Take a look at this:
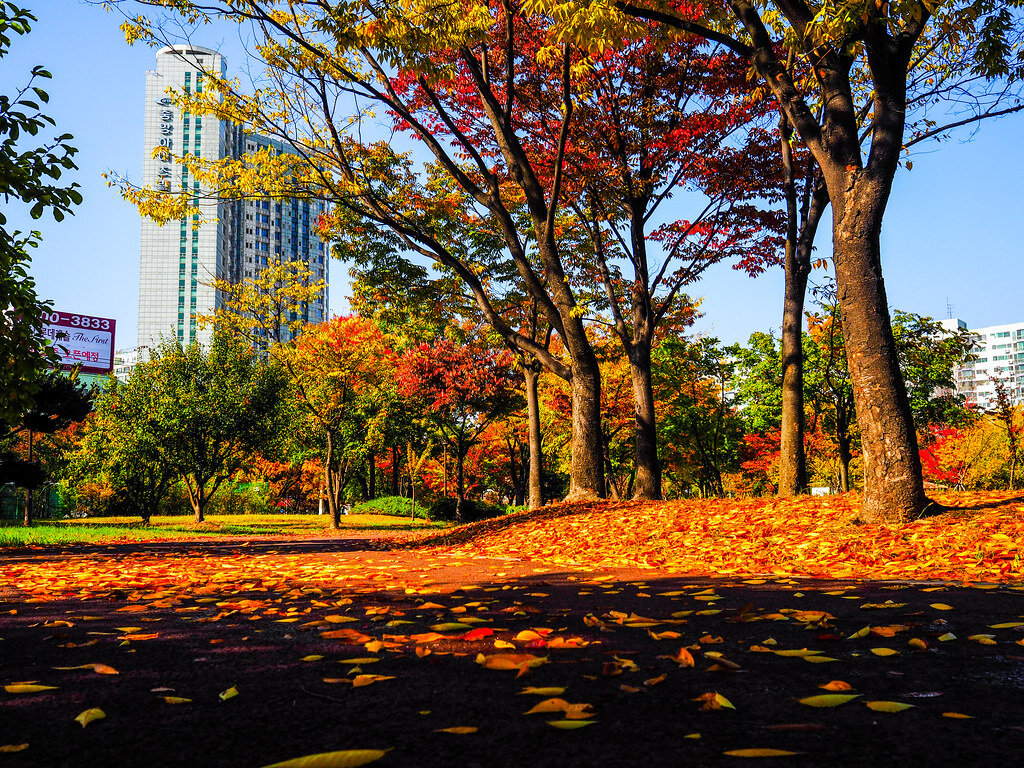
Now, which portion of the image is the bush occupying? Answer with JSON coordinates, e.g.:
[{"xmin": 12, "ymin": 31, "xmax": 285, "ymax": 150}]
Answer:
[
  {"xmin": 428, "ymin": 497, "xmax": 507, "ymax": 523},
  {"xmin": 349, "ymin": 496, "xmax": 421, "ymax": 517}
]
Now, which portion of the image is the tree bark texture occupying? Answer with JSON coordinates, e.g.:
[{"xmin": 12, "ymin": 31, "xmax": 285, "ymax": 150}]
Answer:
[
  {"xmin": 831, "ymin": 174, "xmax": 925, "ymax": 522},
  {"xmin": 565, "ymin": 360, "xmax": 605, "ymax": 501},
  {"xmin": 524, "ymin": 364, "xmax": 544, "ymax": 510},
  {"xmin": 628, "ymin": 342, "xmax": 662, "ymax": 500}
]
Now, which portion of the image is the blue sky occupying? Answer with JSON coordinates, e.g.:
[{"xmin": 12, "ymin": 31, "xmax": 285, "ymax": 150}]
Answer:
[{"xmin": 4, "ymin": 1, "xmax": 1023, "ymax": 350}]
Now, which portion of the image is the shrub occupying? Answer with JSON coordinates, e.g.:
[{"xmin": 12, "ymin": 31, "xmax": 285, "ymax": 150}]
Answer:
[{"xmin": 349, "ymin": 496, "xmax": 420, "ymax": 517}]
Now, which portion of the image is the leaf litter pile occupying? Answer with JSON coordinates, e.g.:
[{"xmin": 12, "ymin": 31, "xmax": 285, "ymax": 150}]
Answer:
[
  {"xmin": 415, "ymin": 490, "xmax": 1024, "ymax": 583},
  {"xmin": 1, "ymin": 491, "xmax": 1023, "ymax": 767}
]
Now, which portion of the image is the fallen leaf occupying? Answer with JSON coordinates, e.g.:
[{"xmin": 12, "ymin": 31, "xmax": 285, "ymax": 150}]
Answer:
[
  {"xmin": 162, "ymin": 697, "xmax": 192, "ymax": 704},
  {"xmin": 4, "ymin": 684, "xmax": 57, "ymax": 694},
  {"xmin": 518, "ymin": 687, "xmax": 566, "ymax": 696},
  {"xmin": 259, "ymin": 749, "xmax": 389, "ymax": 768},
  {"xmin": 819, "ymin": 681, "xmax": 853, "ymax": 691},
  {"xmin": 870, "ymin": 648, "xmax": 899, "ymax": 656},
  {"xmin": 219, "ymin": 686, "xmax": 239, "ymax": 701},
  {"xmin": 430, "ymin": 622, "xmax": 472, "ymax": 632},
  {"xmin": 723, "ymin": 748, "xmax": 801, "ymax": 757},
  {"xmin": 942, "ymin": 712, "xmax": 973, "ymax": 719},
  {"xmin": 693, "ymin": 692, "xmax": 735, "ymax": 710},
  {"xmin": 546, "ymin": 720, "xmax": 595, "ymax": 729},
  {"xmin": 865, "ymin": 701, "xmax": 914, "ymax": 712},
  {"xmin": 798, "ymin": 694, "xmax": 859, "ymax": 708},
  {"xmin": 435, "ymin": 727, "xmax": 477, "ymax": 734},
  {"xmin": 302, "ymin": 655, "xmax": 325, "ymax": 662},
  {"xmin": 990, "ymin": 622, "xmax": 1024, "ymax": 629},
  {"xmin": 0, "ymin": 745, "xmax": 28, "ymax": 753},
  {"xmin": 74, "ymin": 708, "xmax": 105, "ymax": 728},
  {"xmin": 930, "ymin": 603, "xmax": 954, "ymax": 611}
]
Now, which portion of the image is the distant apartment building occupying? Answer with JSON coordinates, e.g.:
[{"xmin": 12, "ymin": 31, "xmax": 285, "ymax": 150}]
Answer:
[
  {"xmin": 941, "ymin": 318, "xmax": 1024, "ymax": 409},
  {"xmin": 138, "ymin": 45, "xmax": 327, "ymax": 350}
]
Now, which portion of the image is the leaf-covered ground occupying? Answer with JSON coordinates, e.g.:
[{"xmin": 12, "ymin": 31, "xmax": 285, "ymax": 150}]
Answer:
[
  {"xmin": 1, "ymin": 493, "xmax": 1023, "ymax": 766},
  {"xmin": 414, "ymin": 491, "xmax": 1024, "ymax": 583}
]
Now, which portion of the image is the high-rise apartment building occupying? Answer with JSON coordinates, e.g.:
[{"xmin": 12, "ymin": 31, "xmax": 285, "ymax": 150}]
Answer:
[
  {"xmin": 941, "ymin": 318, "xmax": 1024, "ymax": 409},
  {"xmin": 138, "ymin": 45, "xmax": 327, "ymax": 349}
]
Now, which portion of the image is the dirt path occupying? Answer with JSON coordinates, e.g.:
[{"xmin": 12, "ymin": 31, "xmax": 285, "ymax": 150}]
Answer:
[{"xmin": 1, "ymin": 535, "xmax": 1023, "ymax": 767}]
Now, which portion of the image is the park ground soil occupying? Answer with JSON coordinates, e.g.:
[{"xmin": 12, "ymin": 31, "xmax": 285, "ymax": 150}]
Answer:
[{"xmin": 1, "ymin": 534, "xmax": 1023, "ymax": 767}]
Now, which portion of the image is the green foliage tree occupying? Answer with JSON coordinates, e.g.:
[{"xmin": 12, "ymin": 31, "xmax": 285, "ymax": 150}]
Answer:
[
  {"xmin": 89, "ymin": 336, "xmax": 286, "ymax": 523},
  {"xmin": 654, "ymin": 336, "xmax": 743, "ymax": 497},
  {"xmin": 0, "ymin": 4, "xmax": 82, "ymax": 426}
]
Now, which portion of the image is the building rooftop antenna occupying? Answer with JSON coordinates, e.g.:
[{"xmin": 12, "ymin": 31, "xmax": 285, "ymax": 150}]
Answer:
[{"xmin": 946, "ymin": 298, "xmax": 955, "ymax": 319}]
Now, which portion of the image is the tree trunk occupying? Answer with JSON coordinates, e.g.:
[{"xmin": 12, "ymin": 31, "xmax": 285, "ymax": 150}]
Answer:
[
  {"xmin": 565, "ymin": 357, "xmax": 605, "ymax": 501},
  {"xmin": 779, "ymin": 251, "xmax": 810, "ymax": 497},
  {"xmin": 524, "ymin": 364, "xmax": 543, "ymax": 510},
  {"xmin": 325, "ymin": 434, "xmax": 341, "ymax": 530},
  {"xmin": 22, "ymin": 429, "xmax": 32, "ymax": 527},
  {"xmin": 832, "ymin": 176, "xmax": 925, "ymax": 521},
  {"xmin": 837, "ymin": 436, "xmax": 852, "ymax": 493},
  {"xmin": 367, "ymin": 452, "xmax": 376, "ymax": 500},
  {"xmin": 391, "ymin": 445, "xmax": 400, "ymax": 496},
  {"xmin": 628, "ymin": 340, "xmax": 662, "ymax": 500}
]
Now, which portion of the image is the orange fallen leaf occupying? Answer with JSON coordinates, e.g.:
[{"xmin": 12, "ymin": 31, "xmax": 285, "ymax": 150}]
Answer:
[
  {"xmin": 0, "ymin": 745, "xmax": 28, "ymax": 753},
  {"xmin": 819, "ymin": 681, "xmax": 853, "ymax": 691},
  {"xmin": 723, "ymin": 748, "xmax": 800, "ymax": 757},
  {"xmin": 352, "ymin": 675, "xmax": 395, "ymax": 688},
  {"xmin": 435, "ymin": 727, "xmax": 478, "ymax": 734}
]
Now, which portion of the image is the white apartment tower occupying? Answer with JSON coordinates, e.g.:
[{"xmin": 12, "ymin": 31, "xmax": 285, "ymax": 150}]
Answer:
[
  {"xmin": 139, "ymin": 45, "xmax": 327, "ymax": 349},
  {"xmin": 941, "ymin": 318, "xmax": 1024, "ymax": 409}
]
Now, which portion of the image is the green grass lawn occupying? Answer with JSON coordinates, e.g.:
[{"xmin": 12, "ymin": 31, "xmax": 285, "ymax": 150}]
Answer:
[{"xmin": 0, "ymin": 513, "xmax": 447, "ymax": 547}]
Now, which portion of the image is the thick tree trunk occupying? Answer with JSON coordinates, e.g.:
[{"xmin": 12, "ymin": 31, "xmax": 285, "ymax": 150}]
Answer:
[
  {"xmin": 565, "ymin": 358, "xmax": 605, "ymax": 501},
  {"xmin": 779, "ymin": 250, "xmax": 810, "ymax": 497},
  {"xmin": 524, "ymin": 364, "xmax": 543, "ymax": 510},
  {"xmin": 628, "ymin": 341, "xmax": 662, "ymax": 500},
  {"xmin": 832, "ymin": 176, "xmax": 925, "ymax": 522}
]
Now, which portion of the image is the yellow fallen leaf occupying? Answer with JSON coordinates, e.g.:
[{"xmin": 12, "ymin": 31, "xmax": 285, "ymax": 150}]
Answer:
[
  {"xmin": 324, "ymin": 615, "xmax": 356, "ymax": 623},
  {"xmin": 259, "ymin": 749, "xmax": 389, "ymax": 768},
  {"xmin": 723, "ymin": 749, "xmax": 800, "ymax": 757},
  {"xmin": 493, "ymin": 640, "xmax": 515, "ymax": 649},
  {"xmin": 798, "ymin": 694, "xmax": 859, "ymax": 708},
  {"xmin": 219, "ymin": 687, "xmax": 239, "ymax": 701},
  {"xmin": 515, "ymin": 630, "xmax": 543, "ymax": 642},
  {"xmin": 435, "ymin": 727, "xmax": 477, "ymax": 734},
  {"xmin": 930, "ymin": 604, "xmax": 954, "ymax": 611},
  {"xmin": 968, "ymin": 634, "xmax": 996, "ymax": 645},
  {"xmin": 4, "ymin": 684, "xmax": 57, "ymax": 694},
  {"xmin": 352, "ymin": 675, "xmax": 395, "ymax": 688},
  {"xmin": 301, "ymin": 655, "xmax": 324, "ymax": 662},
  {"xmin": 865, "ymin": 701, "xmax": 914, "ymax": 712},
  {"xmin": 363, "ymin": 641, "xmax": 387, "ymax": 653},
  {"xmin": 938, "ymin": 633, "xmax": 956, "ymax": 642},
  {"xmin": 908, "ymin": 638, "xmax": 928, "ymax": 650},
  {"xmin": 773, "ymin": 649, "xmax": 822, "ymax": 658},
  {"xmin": 518, "ymin": 687, "xmax": 566, "ymax": 696},
  {"xmin": 162, "ymin": 697, "xmax": 192, "ymax": 704},
  {"xmin": 53, "ymin": 663, "xmax": 119, "ymax": 675},
  {"xmin": 546, "ymin": 720, "xmax": 595, "ymax": 729},
  {"xmin": 475, "ymin": 653, "xmax": 547, "ymax": 672},
  {"xmin": 803, "ymin": 656, "xmax": 839, "ymax": 663},
  {"xmin": 0, "ymin": 745, "xmax": 28, "ymax": 753},
  {"xmin": 693, "ymin": 692, "xmax": 735, "ymax": 710},
  {"xmin": 340, "ymin": 658, "xmax": 380, "ymax": 665},
  {"xmin": 942, "ymin": 712, "xmax": 973, "ymax": 719},
  {"xmin": 74, "ymin": 708, "xmax": 105, "ymax": 728},
  {"xmin": 684, "ymin": 733, "xmax": 701, "ymax": 739},
  {"xmin": 430, "ymin": 622, "xmax": 472, "ymax": 632},
  {"xmin": 847, "ymin": 627, "xmax": 871, "ymax": 639},
  {"xmin": 990, "ymin": 622, "xmax": 1024, "ymax": 629},
  {"xmin": 870, "ymin": 648, "xmax": 899, "ymax": 656}
]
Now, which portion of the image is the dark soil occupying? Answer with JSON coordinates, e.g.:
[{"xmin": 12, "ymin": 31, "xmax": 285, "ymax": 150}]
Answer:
[{"xmin": 1, "ymin": 535, "xmax": 1023, "ymax": 767}]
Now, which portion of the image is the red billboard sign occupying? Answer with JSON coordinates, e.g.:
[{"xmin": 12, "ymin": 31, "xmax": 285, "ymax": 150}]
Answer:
[{"xmin": 41, "ymin": 311, "xmax": 117, "ymax": 375}]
